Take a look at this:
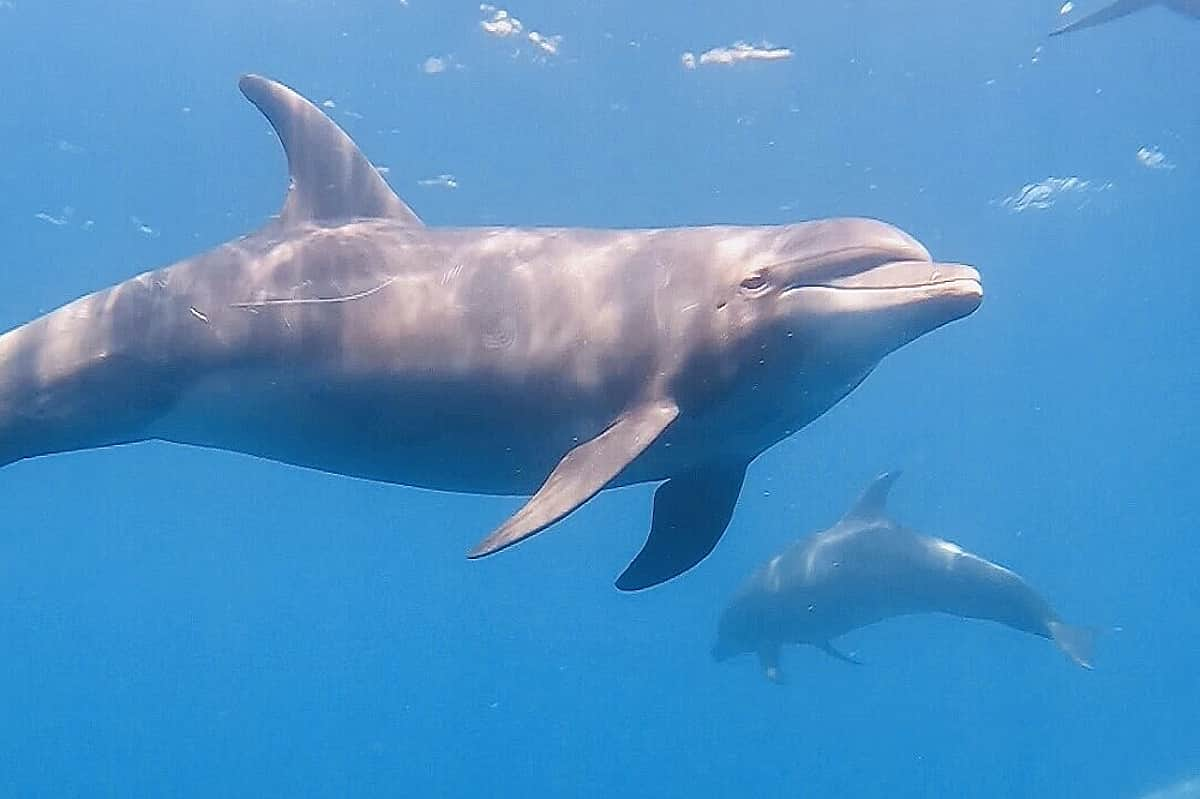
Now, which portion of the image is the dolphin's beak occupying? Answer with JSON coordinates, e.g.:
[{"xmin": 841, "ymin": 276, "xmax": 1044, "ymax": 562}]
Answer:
[
  {"xmin": 821, "ymin": 260, "xmax": 980, "ymax": 294},
  {"xmin": 783, "ymin": 259, "xmax": 983, "ymax": 320},
  {"xmin": 785, "ymin": 259, "xmax": 980, "ymax": 296}
]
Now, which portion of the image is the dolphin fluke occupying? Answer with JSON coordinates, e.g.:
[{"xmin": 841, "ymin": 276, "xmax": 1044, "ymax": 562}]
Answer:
[{"xmin": 1047, "ymin": 621, "xmax": 1098, "ymax": 669}]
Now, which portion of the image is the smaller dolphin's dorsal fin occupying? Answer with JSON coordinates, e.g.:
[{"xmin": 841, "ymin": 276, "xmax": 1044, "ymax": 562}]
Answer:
[
  {"xmin": 238, "ymin": 74, "xmax": 423, "ymax": 228},
  {"xmin": 842, "ymin": 470, "xmax": 902, "ymax": 521}
]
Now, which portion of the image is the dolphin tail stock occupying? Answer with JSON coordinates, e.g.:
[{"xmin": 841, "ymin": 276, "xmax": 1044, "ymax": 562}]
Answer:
[{"xmin": 1047, "ymin": 620, "xmax": 1098, "ymax": 669}]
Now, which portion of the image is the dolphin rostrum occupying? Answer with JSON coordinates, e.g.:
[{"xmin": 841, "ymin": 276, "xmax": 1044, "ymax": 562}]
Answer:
[
  {"xmin": 1049, "ymin": 0, "xmax": 1200, "ymax": 36},
  {"xmin": 0, "ymin": 76, "xmax": 983, "ymax": 589},
  {"xmin": 712, "ymin": 472, "xmax": 1095, "ymax": 682}
]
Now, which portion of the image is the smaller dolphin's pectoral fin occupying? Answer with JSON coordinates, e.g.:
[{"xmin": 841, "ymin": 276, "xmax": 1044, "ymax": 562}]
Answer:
[
  {"xmin": 817, "ymin": 640, "xmax": 864, "ymax": 666},
  {"xmin": 1048, "ymin": 0, "xmax": 1156, "ymax": 36},
  {"xmin": 614, "ymin": 462, "xmax": 748, "ymax": 591},
  {"xmin": 238, "ymin": 74, "xmax": 423, "ymax": 228},
  {"xmin": 758, "ymin": 644, "xmax": 786, "ymax": 685},
  {"xmin": 468, "ymin": 399, "xmax": 680, "ymax": 559},
  {"xmin": 842, "ymin": 469, "xmax": 901, "ymax": 523}
]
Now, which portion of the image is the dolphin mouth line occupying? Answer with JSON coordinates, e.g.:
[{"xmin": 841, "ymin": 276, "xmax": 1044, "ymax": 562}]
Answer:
[
  {"xmin": 779, "ymin": 259, "xmax": 982, "ymax": 297},
  {"xmin": 767, "ymin": 246, "xmax": 932, "ymax": 273},
  {"xmin": 784, "ymin": 277, "xmax": 983, "ymax": 293}
]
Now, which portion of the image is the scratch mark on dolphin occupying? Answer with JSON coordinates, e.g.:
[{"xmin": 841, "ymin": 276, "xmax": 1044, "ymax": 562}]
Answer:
[{"xmin": 229, "ymin": 275, "xmax": 398, "ymax": 310}]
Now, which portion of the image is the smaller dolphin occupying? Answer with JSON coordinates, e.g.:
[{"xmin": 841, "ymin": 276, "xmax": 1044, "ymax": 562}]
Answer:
[
  {"xmin": 1049, "ymin": 0, "xmax": 1200, "ymax": 36},
  {"xmin": 711, "ymin": 471, "xmax": 1095, "ymax": 684}
]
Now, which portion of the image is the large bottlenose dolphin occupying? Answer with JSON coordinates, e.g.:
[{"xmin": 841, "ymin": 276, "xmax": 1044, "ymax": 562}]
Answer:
[
  {"xmin": 712, "ymin": 472, "xmax": 1095, "ymax": 682},
  {"xmin": 0, "ymin": 75, "xmax": 983, "ymax": 589},
  {"xmin": 1049, "ymin": 0, "xmax": 1200, "ymax": 36}
]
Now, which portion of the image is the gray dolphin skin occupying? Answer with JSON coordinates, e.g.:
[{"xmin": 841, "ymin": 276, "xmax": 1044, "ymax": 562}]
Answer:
[
  {"xmin": 1049, "ymin": 0, "xmax": 1200, "ymax": 36},
  {"xmin": 712, "ymin": 472, "xmax": 1095, "ymax": 683},
  {"xmin": 0, "ymin": 75, "xmax": 983, "ymax": 589}
]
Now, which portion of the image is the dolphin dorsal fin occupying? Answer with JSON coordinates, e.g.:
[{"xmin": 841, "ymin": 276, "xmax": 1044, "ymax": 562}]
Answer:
[
  {"xmin": 842, "ymin": 470, "xmax": 902, "ymax": 521},
  {"xmin": 238, "ymin": 74, "xmax": 423, "ymax": 228}
]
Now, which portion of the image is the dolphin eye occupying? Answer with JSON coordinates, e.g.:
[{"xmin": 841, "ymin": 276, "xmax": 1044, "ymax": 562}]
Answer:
[{"xmin": 740, "ymin": 270, "xmax": 769, "ymax": 293}]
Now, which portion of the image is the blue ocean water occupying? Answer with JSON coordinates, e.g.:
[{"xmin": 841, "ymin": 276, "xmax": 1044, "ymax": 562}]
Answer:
[{"xmin": 0, "ymin": 0, "xmax": 1196, "ymax": 795}]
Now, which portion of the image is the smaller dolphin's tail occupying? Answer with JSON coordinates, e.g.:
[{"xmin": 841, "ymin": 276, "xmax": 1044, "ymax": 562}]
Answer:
[{"xmin": 1047, "ymin": 620, "xmax": 1097, "ymax": 669}]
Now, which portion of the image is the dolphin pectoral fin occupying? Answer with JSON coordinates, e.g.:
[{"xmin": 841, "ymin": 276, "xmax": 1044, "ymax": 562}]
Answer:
[
  {"xmin": 1047, "ymin": 621, "xmax": 1098, "ymax": 670},
  {"xmin": 1048, "ymin": 0, "xmax": 1156, "ymax": 35},
  {"xmin": 238, "ymin": 74, "xmax": 424, "ymax": 227},
  {"xmin": 614, "ymin": 462, "xmax": 748, "ymax": 591},
  {"xmin": 467, "ymin": 399, "xmax": 680, "ymax": 559},
  {"xmin": 758, "ymin": 644, "xmax": 786, "ymax": 685},
  {"xmin": 817, "ymin": 641, "xmax": 864, "ymax": 666}
]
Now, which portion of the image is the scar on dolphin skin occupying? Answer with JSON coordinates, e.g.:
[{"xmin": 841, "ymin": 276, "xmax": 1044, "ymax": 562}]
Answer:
[{"xmin": 229, "ymin": 275, "xmax": 399, "ymax": 310}]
